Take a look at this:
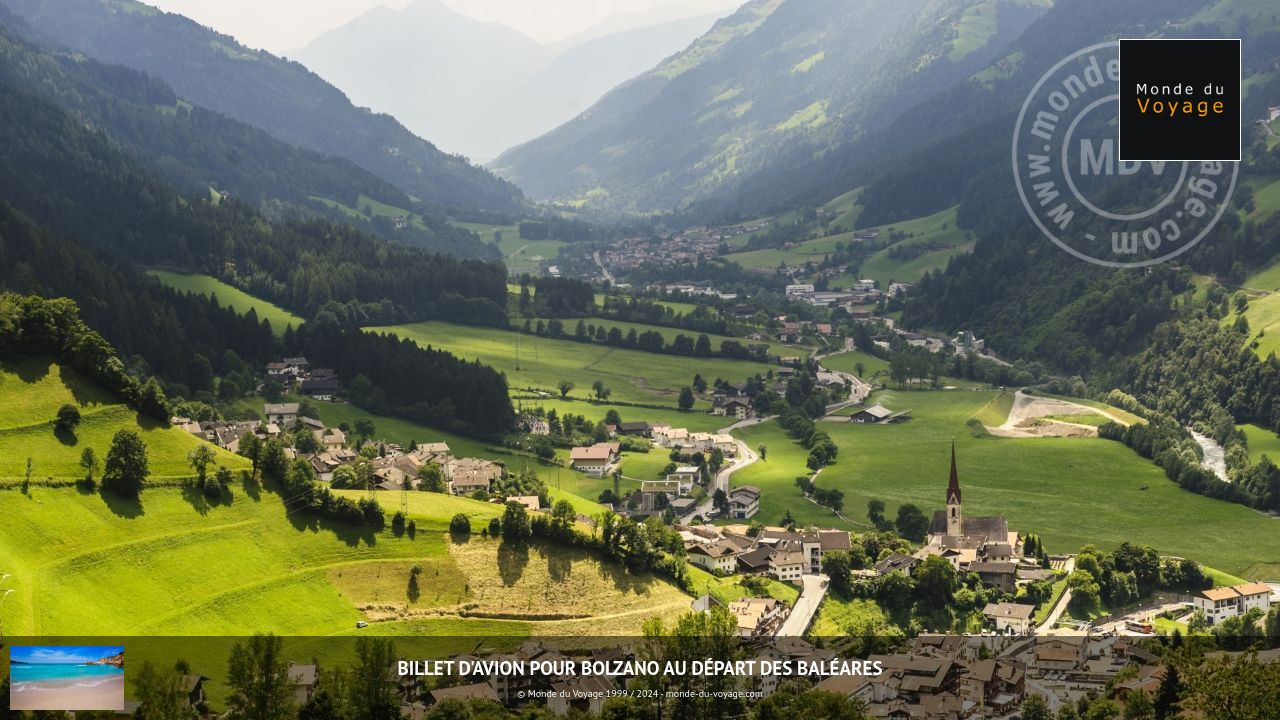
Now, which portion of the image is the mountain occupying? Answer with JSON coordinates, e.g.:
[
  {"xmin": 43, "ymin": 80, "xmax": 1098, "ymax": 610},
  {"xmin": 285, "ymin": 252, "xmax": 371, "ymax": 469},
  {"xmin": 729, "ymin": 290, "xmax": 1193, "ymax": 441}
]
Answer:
[
  {"xmin": 473, "ymin": 14, "xmax": 728, "ymax": 158},
  {"xmin": 492, "ymin": 0, "xmax": 1051, "ymax": 214},
  {"xmin": 296, "ymin": 0, "xmax": 732, "ymax": 161},
  {"xmin": 0, "ymin": 15, "xmax": 492, "ymax": 259},
  {"xmin": 295, "ymin": 0, "xmax": 550, "ymax": 161},
  {"xmin": 0, "ymin": 0, "xmax": 524, "ymax": 213}
]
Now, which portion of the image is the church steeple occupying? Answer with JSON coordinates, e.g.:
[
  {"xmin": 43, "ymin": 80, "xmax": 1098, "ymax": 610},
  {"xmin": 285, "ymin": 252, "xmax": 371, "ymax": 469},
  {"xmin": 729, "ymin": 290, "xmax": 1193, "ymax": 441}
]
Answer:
[
  {"xmin": 946, "ymin": 442, "xmax": 962, "ymax": 537},
  {"xmin": 946, "ymin": 441, "xmax": 961, "ymax": 505}
]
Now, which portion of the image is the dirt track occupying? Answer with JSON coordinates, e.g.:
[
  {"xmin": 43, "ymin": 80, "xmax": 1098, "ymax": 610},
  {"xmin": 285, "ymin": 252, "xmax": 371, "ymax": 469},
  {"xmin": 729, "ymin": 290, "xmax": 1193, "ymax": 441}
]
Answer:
[{"xmin": 986, "ymin": 390, "xmax": 1119, "ymax": 438}]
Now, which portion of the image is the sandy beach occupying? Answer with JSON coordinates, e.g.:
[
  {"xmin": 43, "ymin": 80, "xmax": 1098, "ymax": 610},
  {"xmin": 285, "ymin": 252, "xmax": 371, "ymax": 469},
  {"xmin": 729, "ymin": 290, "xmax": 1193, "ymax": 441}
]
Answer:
[{"xmin": 10, "ymin": 670, "xmax": 126, "ymax": 711}]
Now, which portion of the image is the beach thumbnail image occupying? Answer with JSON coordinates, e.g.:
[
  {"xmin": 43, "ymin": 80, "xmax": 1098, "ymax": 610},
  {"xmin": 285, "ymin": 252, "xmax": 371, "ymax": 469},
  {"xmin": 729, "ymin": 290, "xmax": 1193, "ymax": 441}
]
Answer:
[{"xmin": 9, "ymin": 645, "xmax": 125, "ymax": 711}]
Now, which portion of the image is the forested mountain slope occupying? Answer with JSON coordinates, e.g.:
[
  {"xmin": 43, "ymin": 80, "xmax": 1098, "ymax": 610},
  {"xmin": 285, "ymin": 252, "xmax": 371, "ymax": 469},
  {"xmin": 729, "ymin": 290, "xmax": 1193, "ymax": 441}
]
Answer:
[
  {"xmin": 0, "ymin": 18, "xmax": 492, "ymax": 259},
  {"xmin": 1, "ymin": 0, "xmax": 525, "ymax": 214},
  {"xmin": 494, "ymin": 0, "xmax": 1050, "ymax": 213}
]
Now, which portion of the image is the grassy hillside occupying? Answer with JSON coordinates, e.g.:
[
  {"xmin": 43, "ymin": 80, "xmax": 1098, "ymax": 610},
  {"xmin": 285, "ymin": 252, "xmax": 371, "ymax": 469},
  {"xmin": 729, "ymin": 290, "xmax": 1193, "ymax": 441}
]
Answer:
[
  {"xmin": 148, "ymin": 270, "xmax": 304, "ymax": 336},
  {"xmin": 0, "ymin": 358, "xmax": 246, "ymax": 482},
  {"xmin": 452, "ymin": 220, "xmax": 566, "ymax": 276},
  {"xmin": 723, "ymin": 206, "xmax": 972, "ymax": 288},
  {"xmin": 0, "ymin": 483, "xmax": 688, "ymax": 638},
  {"xmin": 855, "ymin": 207, "xmax": 972, "ymax": 287},
  {"xmin": 366, "ymin": 321, "xmax": 774, "ymax": 409}
]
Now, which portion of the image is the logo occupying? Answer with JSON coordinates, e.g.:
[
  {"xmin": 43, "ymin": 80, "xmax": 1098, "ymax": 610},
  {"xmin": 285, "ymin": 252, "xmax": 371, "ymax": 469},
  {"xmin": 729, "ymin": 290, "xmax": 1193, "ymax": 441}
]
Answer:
[{"xmin": 1012, "ymin": 42, "xmax": 1238, "ymax": 268}]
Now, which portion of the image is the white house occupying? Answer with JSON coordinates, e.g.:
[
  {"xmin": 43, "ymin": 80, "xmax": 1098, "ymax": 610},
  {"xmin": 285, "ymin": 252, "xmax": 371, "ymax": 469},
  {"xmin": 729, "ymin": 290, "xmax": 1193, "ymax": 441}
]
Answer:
[
  {"xmin": 264, "ymin": 403, "xmax": 299, "ymax": 428},
  {"xmin": 1193, "ymin": 582, "xmax": 1274, "ymax": 625},
  {"xmin": 982, "ymin": 602, "xmax": 1034, "ymax": 635},
  {"xmin": 687, "ymin": 539, "xmax": 740, "ymax": 574},
  {"xmin": 569, "ymin": 443, "xmax": 618, "ymax": 477}
]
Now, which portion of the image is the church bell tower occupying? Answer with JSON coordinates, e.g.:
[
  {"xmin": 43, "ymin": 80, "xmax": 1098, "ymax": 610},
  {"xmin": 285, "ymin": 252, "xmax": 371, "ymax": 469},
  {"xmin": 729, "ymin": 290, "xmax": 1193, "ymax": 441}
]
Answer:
[{"xmin": 946, "ymin": 442, "xmax": 962, "ymax": 537}]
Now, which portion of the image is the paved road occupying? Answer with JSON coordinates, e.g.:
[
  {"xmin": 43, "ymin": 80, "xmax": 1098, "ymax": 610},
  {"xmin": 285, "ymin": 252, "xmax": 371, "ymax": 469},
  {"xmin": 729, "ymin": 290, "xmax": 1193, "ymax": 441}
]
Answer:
[
  {"xmin": 812, "ymin": 349, "xmax": 874, "ymax": 413},
  {"xmin": 687, "ymin": 420, "xmax": 766, "ymax": 520},
  {"xmin": 777, "ymin": 574, "xmax": 829, "ymax": 637},
  {"xmin": 1034, "ymin": 556, "xmax": 1076, "ymax": 634}
]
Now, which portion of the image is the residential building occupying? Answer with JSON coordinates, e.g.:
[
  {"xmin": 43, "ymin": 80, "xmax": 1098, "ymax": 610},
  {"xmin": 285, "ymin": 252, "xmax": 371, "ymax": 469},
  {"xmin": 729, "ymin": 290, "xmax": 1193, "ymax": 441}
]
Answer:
[
  {"xmin": 769, "ymin": 547, "xmax": 807, "ymax": 583},
  {"xmin": 727, "ymin": 597, "xmax": 787, "ymax": 637},
  {"xmin": 1193, "ymin": 582, "xmax": 1274, "ymax": 625},
  {"xmin": 687, "ymin": 539, "xmax": 741, "ymax": 574},
  {"xmin": 569, "ymin": 443, "xmax": 617, "ymax": 476},
  {"xmin": 983, "ymin": 602, "xmax": 1034, "ymax": 634},
  {"xmin": 451, "ymin": 458, "xmax": 502, "ymax": 495},
  {"xmin": 264, "ymin": 403, "xmax": 299, "ymax": 428},
  {"xmin": 727, "ymin": 485, "xmax": 761, "ymax": 519}
]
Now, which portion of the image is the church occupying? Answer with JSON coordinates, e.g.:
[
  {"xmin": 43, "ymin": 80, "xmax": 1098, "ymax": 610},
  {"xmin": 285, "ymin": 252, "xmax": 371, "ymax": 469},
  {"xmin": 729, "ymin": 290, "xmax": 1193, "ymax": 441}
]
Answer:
[{"xmin": 920, "ymin": 444, "xmax": 1023, "ymax": 572}]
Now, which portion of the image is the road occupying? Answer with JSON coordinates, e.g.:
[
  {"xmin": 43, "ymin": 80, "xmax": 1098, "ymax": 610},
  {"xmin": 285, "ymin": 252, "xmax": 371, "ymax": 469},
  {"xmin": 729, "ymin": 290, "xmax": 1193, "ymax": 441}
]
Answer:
[
  {"xmin": 1034, "ymin": 556, "xmax": 1076, "ymax": 634},
  {"xmin": 592, "ymin": 251, "xmax": 614, "ymax": 284},
  {"xmin": 687, "ymin": 418, "xmax": 766, "ymax": 521},
  {"xmin": 812, "ymin": 348, "xmax": 874, "ymax": 413},
  {"xmin": 777, "ymin": 574, "xmax": 829, "ymax": 636}
]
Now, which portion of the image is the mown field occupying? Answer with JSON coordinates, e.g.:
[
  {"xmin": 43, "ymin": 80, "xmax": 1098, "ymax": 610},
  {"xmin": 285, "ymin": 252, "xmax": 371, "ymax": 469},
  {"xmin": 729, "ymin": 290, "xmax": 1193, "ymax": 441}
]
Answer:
[
  {"xmin": 0, "ymin": 359, "xmax": 247, "ymax": 482},
  {"xmin": 1239, "ymin": 422, "xmax": 1280, "ymax": 465},
  {"xmin": 453, "ymin": 220, "xmax": 566, "ymax": 275},
  {"xmin": 366, "ymin": 321, "xmax": 774, "ymax": 409},
  {"xmin": 824, "ymin": 391, "xmax": 1280, "ymax": 578},
  {"xmin": 727, "ymin": 389, "xmax": 1280, "ymax": 578},
  {"xmin": 531, "ymin": 316, "xmax": 806, "ymax": 360},
  {"xmin": 148, "ymin": 270, "xmax": 305, "ymax": 335},
  {"xmin": 819, "ymin": 349, "xmax": 890, "ymax": 382}
]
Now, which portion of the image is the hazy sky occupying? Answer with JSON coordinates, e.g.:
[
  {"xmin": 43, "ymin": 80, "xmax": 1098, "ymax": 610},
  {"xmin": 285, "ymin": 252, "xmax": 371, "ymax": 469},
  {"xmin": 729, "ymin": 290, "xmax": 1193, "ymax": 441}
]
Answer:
[{"xmin": 144, "ymin": 0, "xmax": 741, "ymax": 52}]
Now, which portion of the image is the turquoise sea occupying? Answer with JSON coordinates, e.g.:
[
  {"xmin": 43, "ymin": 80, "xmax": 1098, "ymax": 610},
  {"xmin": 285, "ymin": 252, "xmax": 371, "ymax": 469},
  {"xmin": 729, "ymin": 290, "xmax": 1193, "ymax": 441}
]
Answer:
[{"xmin": 11, "ymin": 663, "xmax": 123, "ymax": 686}]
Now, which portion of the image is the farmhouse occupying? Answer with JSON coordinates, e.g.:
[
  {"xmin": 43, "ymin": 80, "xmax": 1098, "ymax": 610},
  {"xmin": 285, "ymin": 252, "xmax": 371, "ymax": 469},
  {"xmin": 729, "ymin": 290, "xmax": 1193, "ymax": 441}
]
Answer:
[
  {"xmin": 759, "ymin": 528, "xmax": 852, "ymax": 574},
  {"xmin": 287, "ymin": 663, "xmax": 319, "ymax": 706},
  {"xmin": 686, "ymin": 539, "xmax": 741, "ymax": 574},
  {"xmin": 264, "ymin": 403, "xmax": 299, "ymax": 427},
  {"xmin": 450, "ymin": 458, "xmax": 503, "ymax": 495},
  {"xmin": 1192, "ymin": 582, "xmax": 1274, "ymax": 625},
  {"xmin": 569, "ymin": 443, "xmax": 618, "ymax": 476},
  {"xmin": 982, "ymin": 602, "xmax": 1034, "ymax": 635},
  {"xmin": 712, "ymin": 398, "xmax": 752, "ymax": 419},
  {"xmin": 873, "ymin": 553, "xmax": 920, "ymax": 578},
  {"xmin": 615, "ymin": 421, "xmax": 651, "ymax": 437},
  {"xmin": 300, "ymin": 376, "xmax": 340, "ymax": 400}
]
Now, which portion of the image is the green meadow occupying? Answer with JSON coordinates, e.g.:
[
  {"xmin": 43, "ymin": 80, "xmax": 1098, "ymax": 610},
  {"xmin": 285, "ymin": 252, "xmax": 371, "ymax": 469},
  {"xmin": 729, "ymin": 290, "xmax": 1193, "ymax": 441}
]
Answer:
[
  {"xmin": 0, "ymin": 358, "xmax": 246, "ymax": 482},
  {"xmin": 452, "ymin": 220, "xmax": 566, "ymax": 275},
  {"xmin": 727, "ymin": 389, "xmax": 1280, "ymax": 578},
  {"xmin": 148, "ymin": 270, "xmax": 304, "ymax": 335},
  {"xmin": 723, "ymin": 205, "xmax": 971, "ymax": 288},
  {"xmin": 0, "ymin": 483, "xmax": 687, "ymax": 638},
  {"xmin": 819, "ymin": 349, "xmax": 890, "ymax": 382},
  {"xmin": 366, "ymin": 321, "xmax": 774, "ymax": 409},
  {"xmin": 823, "ymin": 391, "xmax": 1280, "ymax": 578},
  {"xmin": 532, "ymin": 316, "xmax": 806, "ymax": 359},
  {"xmin": 1239, "ymin": 422, "xmax": 1280, "ymax": 464}
]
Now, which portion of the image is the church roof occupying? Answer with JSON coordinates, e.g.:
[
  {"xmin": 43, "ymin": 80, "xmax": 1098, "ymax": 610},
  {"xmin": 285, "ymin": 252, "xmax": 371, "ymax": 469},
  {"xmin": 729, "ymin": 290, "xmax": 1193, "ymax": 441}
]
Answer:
[{"xmin": 929, "ymin": 512, "xmax": 1009, "ymax": 542}]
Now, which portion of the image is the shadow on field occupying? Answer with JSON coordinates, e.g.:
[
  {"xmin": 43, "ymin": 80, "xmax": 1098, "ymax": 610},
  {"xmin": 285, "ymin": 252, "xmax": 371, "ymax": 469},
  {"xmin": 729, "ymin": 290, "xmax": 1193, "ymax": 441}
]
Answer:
[
  {"xmin": 100, "ymin": 488, "xmax": 143, "ymax": 518},
  {"xmin": 286, "ymin": 507, "xmax": 379, "ymax": 548},
  {"xmin": 181, "ymin": 481, "xmax": 233, "ymax": 516},
  {"xmin": 53, "ymin": 425, "xmax": 78, "ymax": 447},
  {"xmin": 497, "ymin": 541, "xmax": 529, "ymax": 586},
  {"xmin": 5, "ymin": 357, "xmax": 50, "ymax": 384},
  {"xmin": 240, "ymin": 475, "xmax": 261, "ymax": 502}
]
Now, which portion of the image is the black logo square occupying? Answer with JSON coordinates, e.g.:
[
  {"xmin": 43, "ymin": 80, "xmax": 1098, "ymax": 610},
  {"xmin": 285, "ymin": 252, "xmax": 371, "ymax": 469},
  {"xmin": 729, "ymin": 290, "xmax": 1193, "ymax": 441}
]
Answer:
[{"xmin": 1119, "ymin": 38, "xmax": 1240, "ymax": 161}]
